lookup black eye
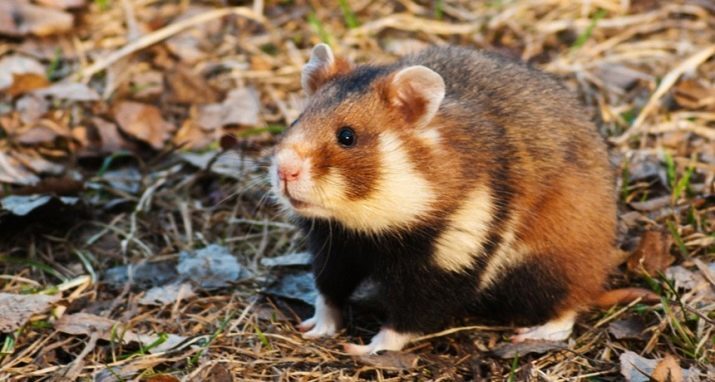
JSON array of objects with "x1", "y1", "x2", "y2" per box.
[{"x1": 336, "y1": 126, "x2": 356, "y2": 147}]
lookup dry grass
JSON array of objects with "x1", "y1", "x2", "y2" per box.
[{"x1": 0, "y1": 0, "x2": 714, "y2": 381}]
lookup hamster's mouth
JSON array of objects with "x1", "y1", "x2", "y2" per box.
[{"x1": 288, "y1": 196, "x2": 310, "y2": 209}]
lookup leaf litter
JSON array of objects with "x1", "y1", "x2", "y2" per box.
[{"x1": 0, "y1": 0, "x2": 714, "y2": 380}]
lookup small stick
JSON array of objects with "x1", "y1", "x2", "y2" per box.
[{"x1": 75, "y1": 7, "x2": 267, "y2": 82}]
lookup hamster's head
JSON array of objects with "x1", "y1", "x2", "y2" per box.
[{"x1": 271, "y1": 44, "x2": 446, "y2": 234}]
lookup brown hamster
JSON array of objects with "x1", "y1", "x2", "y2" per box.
[{"x1": 270, "y1": 44, "x2": 655, "y2": 355}]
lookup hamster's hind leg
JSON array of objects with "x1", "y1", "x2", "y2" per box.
[
  {"x1": 511, "y1": 310, "x2": 577, "y2": 342},
  {"x1": 298, "y1": 294, "x2": 343, "y2": 338}
]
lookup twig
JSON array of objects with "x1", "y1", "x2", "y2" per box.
[
  {"x1": 611, "y1": 45, "x2": 715, "y2": 144},
  {"x1": 75, "y1": 7, "x2": 267, "y2": 81}
]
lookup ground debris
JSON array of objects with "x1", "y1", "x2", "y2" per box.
[
  {"x1": 55, "y1": 312, "x2": 186, "y2": 354},
  {"x1": 490, "y1": 340, "x2": 567, "y2": 359},
  {"x1": 177, "y1": 244, "x2": 248, "y2": 289},
  {"x1": 0, "y1": 194, "x2": 78, "y2": 216},
  {"x1": 619, "y1": 351, "x2": 700, "y2": 382},
  {"x1": 0, "y1": 292, "x2": 60, "y2": 332},
  {"x1": 626, "y1": 229, "x2": 675, "y2": 276}
]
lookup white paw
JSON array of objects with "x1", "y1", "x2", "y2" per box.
[
  {"x1": 511, "y1": 311, "x2": 576, "y2": 343},
  {"x1": 343, "y1": 327, "x2": 415, "y2": 355},
  {"x1": 298, "y1": 294, "x2": 342, "y2": 339}
]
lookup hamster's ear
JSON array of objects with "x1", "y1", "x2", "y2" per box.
[
  {"x1": 302, "y1": 44, "x2": 352, "y2": 95},
  {"x1": 383, "y1": 65, "x2": 445, "y2": 129}
]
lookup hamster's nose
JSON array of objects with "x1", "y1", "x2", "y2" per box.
[
  {"x1": 276, "y1": 148, "x2": 303, "y2": 182},
  {"x1": 278, "y1": 164, "x2": 301, "y2": 182}
]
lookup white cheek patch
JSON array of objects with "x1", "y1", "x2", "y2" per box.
[
  {"x1": 433, "y1": 185, "x2": 494, "y2": 273},
  {"x1": 324, "y1": 132, "x2": 436, "y2": 233}
]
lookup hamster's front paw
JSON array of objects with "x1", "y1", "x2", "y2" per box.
[
  {"x1": 343, "y1": 327, "x2": 415, "y2": 355},
  {"x1": 297, "y1": 294, "x2": 342, "y2": 338}
]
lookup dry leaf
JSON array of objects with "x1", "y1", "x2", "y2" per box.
[
  {"x1": 55, "y1": 313, "x2": 186, "y2": 354},
  {"x1": 608, "y1": 317, "x2": 647, "y2": 340},
  {"x1": 490, "y1": 340, "x2": 567, "y2": 359},
  {"x1": 0, "y1": 55, "x2": 45, "y2": 91},
  {"x1": 92, "y1": 117, "x2": 129, "y2": 153},
  {"x1": 0, "y1": 0, "x2": 73, "y2": 37},
  {"x1": 35, "y1": 0, "x2": 86, "y2": 10},
  {"x1": 7, "y1": 73, "x2": 50, "y2": 96},
  {"x1": 594, "y1": 63, "x2": 651, "y2": 91},
  {"x1": 15, "y1": 125, "x2": 60, "y2": 145},
  {"x1": 0, "y1": 151, "x2": 39, "y2": 185},
  {"x1": 358, "y1": 351, "x2": 420, "y2": 369},
  {"x1": 173, "y1": 119, "x2": 215, "y2": 150},
  {"x1": 620, "y1": 351, "x2": 699, "y2": 382},
  {"x1": 673, "y1": 79, "x2": 715, "y2": 110},
  {"x1": 652, "y1": 354, "x2": 684, "y2": 382},
  {"x1": 16, "y1": 94, "x2": 49, "y2": 125},
  {"x1": 0, "y1": 292, "x2": 60, "y2": 332},
  {"x1": 144, "y1": 375, "x2": 181, "y2": 382},
  {"x1": 139, "y1": 283, "x2": 195, "y2": 306},
  {"x1": 166, "y1": 65, "x2": 220, "y2": 104},
  {"x1": 626, "y1": 229, "x2": 675, "y2": 276},
  {"x1": 221, "y1": 87, "x2": 261, "y2": 127},
  {"x1": 34, "y1": 82, "x2": 100, "y2": 101},
  {"x1": 113, "y1": 101, "x2": 175, "y2": 150}
]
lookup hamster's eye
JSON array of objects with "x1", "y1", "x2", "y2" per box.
[{"x1": 336, "y1": 126, "x2": 356, "y2": 147}]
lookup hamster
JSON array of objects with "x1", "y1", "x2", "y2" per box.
[{"x1": 270, "y1": 44, "x2": 656, "y2": 355}]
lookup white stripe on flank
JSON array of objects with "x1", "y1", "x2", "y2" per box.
[{"x1": 432, "y1": 185, "x2": 494, "y2": 273}]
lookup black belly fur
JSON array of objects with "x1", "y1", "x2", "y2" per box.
[{"x1": 299, "y1": 218, "x2": 570, "y2": 333}]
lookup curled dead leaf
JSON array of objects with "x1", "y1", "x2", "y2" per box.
[
  {"x1": 626, "y1": 229, "x2": 675, "y2": 276},
  {"x1": 113, "y1": 101, "x2": 175, "y2": 150}
]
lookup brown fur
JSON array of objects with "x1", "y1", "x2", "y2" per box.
[{"x1": 276, "y1": 46, "x2": 636, "y2": 336}]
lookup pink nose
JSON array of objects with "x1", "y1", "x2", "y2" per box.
[{"x1": 278, "y1": 164, "x2": 301, "y2": 182}]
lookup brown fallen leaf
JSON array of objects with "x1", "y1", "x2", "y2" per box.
[
  {"x1": 144, "y1": 375, "x2": 181, "y2": 382},
  {"x1": 166, "y1": 64, "x2": 220, "y2": 104},
  {"x1": 113, "y1": 101, "x2": 175, "y2": 150},
  {"x1": 358, "y1": 351, "x2": 420, "y2": 369},
  {"x1": 0, "y1": 55, "x2": 46, "y2": 91},
  {"x1": 0, "y1": 0, "x2": 74, "y2": 37},
  {"x1": 92, "y1": 117, "x2": 130, "y2": 154},
  {"x1": 673, "y1": 79, "x2": 715, "y2": 110},
  {"x1": 652, "y1": 354, "x2": 684, "y2": 382},
  {"x1": 626, "y1": 229, "x2": 675, "y2": 276},
  {"x1": 7, "y1": 73, "x2": 50, "y2": 96},
  {"x1": 0, "y1": 292, "x2": 61, "y2": 332}
]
